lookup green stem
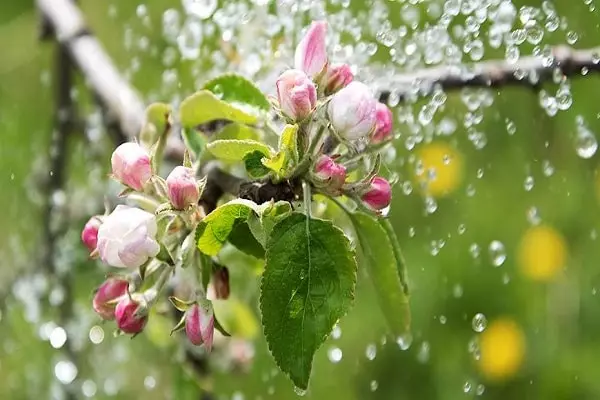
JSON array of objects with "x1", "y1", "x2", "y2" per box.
[
  {"x1": 308, "y1": 123, "x2": 327, "y2": 156},
  {"x1": 303, "y1": 181, "x2": 312, "y2": 219},
  {"x1": 144, "y1": 264, "x2": 175, "y2": 307},
  {"x1": 381, "y1": 219, "x2": 410, "y2": 296},
  {"x1": 292, "y1": 124, "x2": 328, "y2": 179},
  {"x1": 152, "y1": 132, "x2": 168, "y2": 172}
]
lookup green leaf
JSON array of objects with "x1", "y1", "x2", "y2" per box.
[
  {"x1": 182, "y1": 128, "x2": 205, "y2": 160},
  {"x1": 196, "y1": 199, "x2": 259, "y2": 256},
  {"x1": 168, "y1": 296, "x2": 195, "y2": 312},
  {"x1": 217, "y1": 122, "x2": 261, "y2": 141},
  {"x1": 261, "y1": 213, "x2": 357, "y2": 389},
  {"x1": 228, "y1": 222, "x2": 265, "y2": 259},
  {"x1": 248, "y1": 201, "x2": 293, "y2": 247},
  {"x1": 206, "y1": 139, "x2": 273, "y2": 162},
  {"x1": 349, "y1": 213, "x2": 411, "y2": 335},
  {"x1": 203, "y1": 73, "x2": 270, "y2": 113},
  {"x1": 262, "y1": 124, "x2": 299, "y2": 179},
  {"x1": 244, "y1": 150, "x2": 272, "y2": 179},
  {"x1": 179, "y1": 90, "x2": 258, "y2": 129}
]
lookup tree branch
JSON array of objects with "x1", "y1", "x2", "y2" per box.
[
  {"x1": 40, "y1": 33, "x2": 78, "y2": 400},
  {"x1": 377, "y1": 45, "x2": 600, "y2": 101}
]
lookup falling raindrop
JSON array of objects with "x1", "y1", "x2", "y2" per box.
[
  {"x1": 439, "y1": 315, "x2": 447, "y2": 324},
  {"x1": 527, "y1": 206, "x2": 541, "y2": 225},
  {"x1": 144, "y1": 376, "x2": 156, "y2": 390},
  {"x1": 177, "y1": 19, "x2": 203, "y2": 60},
  {"x1": 327, "y1": 347, "x2": 343, "y2": 363},
  {"x1": 472, "y1": 313, "x2": 487, "y2": 332},
  {"x1": 463, "y1": 381, "x2": 472, "y2": 393},
  {"x1": 542, "y1": 160, "x2": 555, "y2": 176},
  {"x1": 50, "y1": 326, "x2": 67, "y2": 349},
  {"x1": 294, "y1": 386, "x2": 307, "y2": 396},
  {"x1": 453, "y1": 284, "x2": 464, "y2": 298},
  {"x1": 162, "y1": 9, "x2": 181, "y2": 43},
  {"x1": 370, "y1": 380, "x2": 379, "y2": 392},
  {"x1": 331, "y1": 324, "x2": 342, "y2": 340},
  {"x1": 396, "y1": 332, "x2": 413, "y2": 350},
  {"x1": 468, "y1": 337, "x2": 481, "y2": 360},
  {"x1": 488, "y1": 240, "x2": 506, "y2": 267},
  {"x1": 524, "y1": 176, "x2": 535, "y2": 191},
  {"x1": 476, "y1": 384, "x2": 486, "y2": 395},
  {"x1": 425, "y1": 196, "x2": 438, "y2": 214},
  {"x1": 566, "y1": 30, "x2": 579, "y2": 44},
  {"x1": 365, "y1": 343, "x2": 377, "y2": 361},
  {"x1": 416, "y1": 341, "x2": 430, "y2": 363},
  {"x1": 469, "y1": 243, "x2": 481, "y2": 259},
  {"x1": 82, "y1": 380, "x2": 97, "y2": 398},
  {"x1": 55, "y1": 360, "x2": 78, "y2": 384},
  {"x1": 575, "y1": 118, "x2": 598, "y2": 159},
  {"x1": 182, "y1": 0, "x2": 218, "y2": 20},
  {"x1": 89, "y1": 325, "x2": 104, "y2": 344}
]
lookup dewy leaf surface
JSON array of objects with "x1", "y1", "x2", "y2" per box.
[{"x1": 260, "y1": 213, "x2": 356, "y2": 389}]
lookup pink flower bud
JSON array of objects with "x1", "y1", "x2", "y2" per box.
[
  {"x1": 93, "y1": 278, "x2": 129, "y2": 320},
  {"x1": 314, "y1": 155, "x2": 346, "y2": 193},
  {"x1": 97, "y1": 205, "x2": 160, "y2": 269},
  {"x1": 362, "y1": 177, "x2": 392, "y2": 210},
  {"x1": 323, "y1": 63, "x2": 354, "y2": 95},
  {"x1": 276, "y1": 69, "x2": 317, "y2": 121},
  {"x1": 166, "y1": 166, "x2": 200, "y2": 209},
  {"x1": 115, "y1": 295, "x2": 148, "y2": 334},
  {"x1": 212, "y1": 267, "x2": 230, "y2": 300},
  {"x1": 185, "y1": 303, "x2": 215, "y2": 351},
  {"x1": 328, "y1": 81, "x2": 377, "y2": 140},
  {"x1": 372, "y1": 103, "x2": 394, "y2": 143},
  {"x1": 111, "y1": 142, "x2": 152, "y2": 191},
  {"x1": 294, "y1": 20, "x2": 328, "y2": 78},
  {"x1": 81, "y1": 216, "x2": 102, "y2": 253}
]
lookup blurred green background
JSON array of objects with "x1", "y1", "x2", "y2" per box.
[{"x1": 2, "y1": 0, "x2": 600, "y2": 399}]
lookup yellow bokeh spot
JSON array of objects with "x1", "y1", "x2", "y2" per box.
[
  {"x1": 518, "y1": 225, "x2": 567, "y2": 281},
  {"x1": 413, "y1": 142, "x2": 463, "y2": 197},
  {"x1": 479, "y1": 318, "x2": 525, "y2": 382}
]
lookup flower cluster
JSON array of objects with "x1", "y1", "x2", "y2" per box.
[
  {"x1": 81, "y1": 20, "x2": 398, "y2": 361},
  {"x1": 83, "y1": 141, "x2": 214, "y2": 349},
  {"x1": 276, "y1": 21, "x2": 394, "y2": 211}
]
